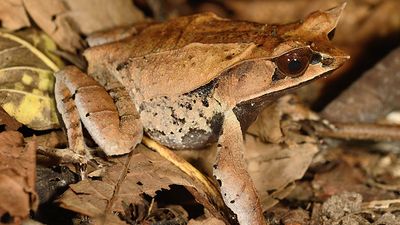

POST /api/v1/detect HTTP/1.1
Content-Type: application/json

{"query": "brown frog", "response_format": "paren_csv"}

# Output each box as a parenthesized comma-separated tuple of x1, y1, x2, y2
(55, 5, 348, 225)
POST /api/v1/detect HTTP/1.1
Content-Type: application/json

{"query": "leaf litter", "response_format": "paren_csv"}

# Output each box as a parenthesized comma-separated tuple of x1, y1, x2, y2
(58, 145, 227, 224)
(0, 131, 38, 225)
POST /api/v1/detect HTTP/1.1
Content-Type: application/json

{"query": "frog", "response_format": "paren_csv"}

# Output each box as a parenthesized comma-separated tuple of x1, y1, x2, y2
(54, 4, 348, 225)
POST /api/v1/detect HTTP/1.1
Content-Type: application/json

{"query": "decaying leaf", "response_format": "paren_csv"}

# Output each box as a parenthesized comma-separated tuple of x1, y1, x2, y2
(0, 131, 38, 224)
(0, 106, 21, 130)
(0, 29, 62, 130)
(244, 95, 319, 209)
(23, 0, 145, 52)
(58, 145, 226, 224)
(0, 0, 30, 30)
(188, 217, 225, 225)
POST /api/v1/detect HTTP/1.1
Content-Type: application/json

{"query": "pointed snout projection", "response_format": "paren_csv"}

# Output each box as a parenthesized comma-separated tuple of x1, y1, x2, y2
(287, 3, 350, 65)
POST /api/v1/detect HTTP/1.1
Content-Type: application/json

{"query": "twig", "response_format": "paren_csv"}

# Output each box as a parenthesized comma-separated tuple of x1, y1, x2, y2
(141, 136, 225, 210)
(312, 121, 400, 142)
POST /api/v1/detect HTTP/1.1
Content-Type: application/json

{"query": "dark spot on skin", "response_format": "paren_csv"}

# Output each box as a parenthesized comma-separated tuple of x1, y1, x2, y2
(225, 55, 233, 60)
(180, 102, 192, 110)
(116, 61, 129, 71)
(85, 113, 90, 117)
(178, 128, 182, 133)
(136, 181, 143, 186)
(139, 104, 145, 112)
(199, 112, 204, 118)
(217, 179, 222, 187)
(213, 164, 218, 169)
(170, 111, 186, 124)
(146, 129, 166, 138)
(217, 144, 222, 148)
(170, 131, 174, 134)
(148, 160, 153, 164)
(153, 112, 158, 116)
(272, 69, 285, 82)
(322, 57, 334, 67)
(230, 200, 235, 204)
(271, 26, 278, 36)
(202, 99, 209, 107)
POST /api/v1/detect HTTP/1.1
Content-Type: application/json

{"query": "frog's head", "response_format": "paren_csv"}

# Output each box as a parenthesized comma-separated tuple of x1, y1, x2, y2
(215, 4, 349, 129)
(257, 3, 349, 97)
(217, 3, 349, 107)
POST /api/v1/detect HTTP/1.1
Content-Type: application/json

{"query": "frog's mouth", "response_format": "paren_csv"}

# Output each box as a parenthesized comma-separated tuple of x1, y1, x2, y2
(233, 68, 338, 131)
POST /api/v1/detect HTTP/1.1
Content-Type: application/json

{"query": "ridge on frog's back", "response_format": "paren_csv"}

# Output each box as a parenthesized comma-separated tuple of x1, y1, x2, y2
(83, 6, 348, 149)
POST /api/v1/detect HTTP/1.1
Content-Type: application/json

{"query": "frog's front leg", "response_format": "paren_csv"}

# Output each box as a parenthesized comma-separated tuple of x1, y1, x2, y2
(55, 66, 143, 156)
(214, 109, 265, 225)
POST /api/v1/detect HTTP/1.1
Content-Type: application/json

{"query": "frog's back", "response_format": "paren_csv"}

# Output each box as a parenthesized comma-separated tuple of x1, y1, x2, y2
(84, 13, 282, 101)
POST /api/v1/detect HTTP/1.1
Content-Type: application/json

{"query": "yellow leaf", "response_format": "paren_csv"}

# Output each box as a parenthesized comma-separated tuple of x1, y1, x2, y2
(0, 30, 62, 130)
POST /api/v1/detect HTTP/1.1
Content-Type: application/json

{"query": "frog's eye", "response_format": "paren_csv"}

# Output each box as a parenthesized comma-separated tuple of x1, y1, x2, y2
(276, 48, 313, 77)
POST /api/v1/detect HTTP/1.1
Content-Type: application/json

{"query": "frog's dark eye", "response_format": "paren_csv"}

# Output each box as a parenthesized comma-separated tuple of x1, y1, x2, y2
(276, 48, 312, 77)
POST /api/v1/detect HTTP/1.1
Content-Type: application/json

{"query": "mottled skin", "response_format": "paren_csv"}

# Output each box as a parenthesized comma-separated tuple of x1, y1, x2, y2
(140, 81, 224, 149)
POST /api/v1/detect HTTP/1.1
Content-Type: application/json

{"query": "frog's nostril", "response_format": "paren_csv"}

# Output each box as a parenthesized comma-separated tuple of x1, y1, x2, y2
(311, 53, 322, 65)
(321, 57, 335, 67)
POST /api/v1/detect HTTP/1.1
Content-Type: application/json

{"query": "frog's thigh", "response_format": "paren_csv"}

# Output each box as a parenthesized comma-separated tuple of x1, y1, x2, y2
(55, 66, 143, 156)
(214, 109, 265, 225)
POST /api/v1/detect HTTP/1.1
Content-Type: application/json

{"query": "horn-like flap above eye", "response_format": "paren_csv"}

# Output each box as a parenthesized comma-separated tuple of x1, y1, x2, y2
(288, 3, 346, 38)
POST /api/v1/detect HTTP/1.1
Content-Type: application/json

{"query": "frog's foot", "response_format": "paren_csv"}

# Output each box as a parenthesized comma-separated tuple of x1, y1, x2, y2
(37, 146, 90, 165)
(55, 66, 143, 156)
(213, 109, 265, 225)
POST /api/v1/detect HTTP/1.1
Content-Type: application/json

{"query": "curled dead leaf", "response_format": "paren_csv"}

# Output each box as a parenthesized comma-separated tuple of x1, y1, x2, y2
(0, 0, 30, 30)
(23, 0, 145, 52)
(0, 131, 38, 223)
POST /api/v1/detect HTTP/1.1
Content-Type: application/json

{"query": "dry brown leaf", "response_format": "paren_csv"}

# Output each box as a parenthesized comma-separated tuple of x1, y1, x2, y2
(225, 0, 341, 24)
(188, 217, 225, 225)
(0, 131, 38, 224)
(225, 0, 400, 47)
(0, 107, 21, 130)
(58, 145, 225, 224)
(0, 0, 30, 30)
(23, 0, 145, 52)
(243, 96, 319, 209)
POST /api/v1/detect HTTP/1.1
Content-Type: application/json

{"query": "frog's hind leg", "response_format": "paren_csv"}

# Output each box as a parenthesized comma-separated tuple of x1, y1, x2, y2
(55, 66, 143, 156)
(213, 109, 265, 225)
